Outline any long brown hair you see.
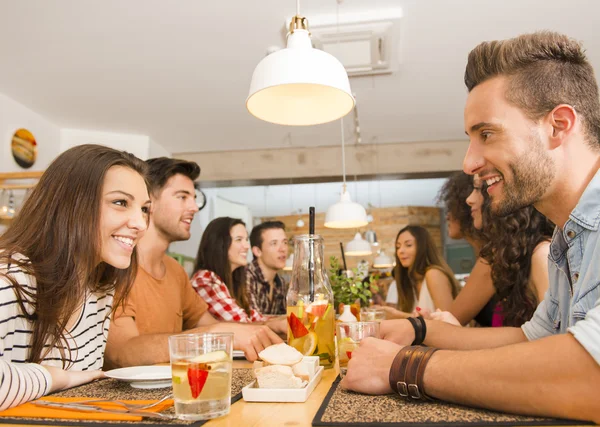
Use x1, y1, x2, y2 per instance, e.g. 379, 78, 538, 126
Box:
0, 144, 148, 366
193, 217, 249, 313
394, 225, 460, 313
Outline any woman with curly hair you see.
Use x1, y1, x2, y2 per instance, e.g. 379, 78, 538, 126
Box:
474, 176, 554, 326
435, 172, 498, 326
427, 173, 552, 327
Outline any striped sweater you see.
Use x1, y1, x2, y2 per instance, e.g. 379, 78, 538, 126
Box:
0, 256, 113, 410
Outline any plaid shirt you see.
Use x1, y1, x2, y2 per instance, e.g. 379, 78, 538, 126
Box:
191, 269, 267, 323
245, 258, 287, 315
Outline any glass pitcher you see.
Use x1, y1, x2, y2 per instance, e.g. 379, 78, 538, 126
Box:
286, 234, 335, 368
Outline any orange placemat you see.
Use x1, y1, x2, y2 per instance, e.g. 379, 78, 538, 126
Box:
0, 396, 173, 422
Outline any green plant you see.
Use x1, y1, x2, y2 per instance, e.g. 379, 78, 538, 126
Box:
329, 256, 379, 308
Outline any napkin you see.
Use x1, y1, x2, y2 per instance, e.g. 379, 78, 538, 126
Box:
0, 396, 174, 421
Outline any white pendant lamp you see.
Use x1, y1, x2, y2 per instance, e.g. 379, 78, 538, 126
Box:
345, 232, 373, 256
373, 250, 394, 269
283, 253, 294, 271
246, 1, 355, 126
325, 118, 368, 229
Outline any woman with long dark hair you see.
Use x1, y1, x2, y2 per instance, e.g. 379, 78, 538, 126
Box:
426, 173, 552, 327
191, 217, 286, 335
382, 225, 460, 319
0, 144, 150, 410
475, 176, 554, 326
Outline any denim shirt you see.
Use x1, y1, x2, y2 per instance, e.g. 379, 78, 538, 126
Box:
522, 168, 600, 365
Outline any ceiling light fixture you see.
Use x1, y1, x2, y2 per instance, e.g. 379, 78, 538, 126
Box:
325, 117, 368, 229
373, 250, 394, 269
246, 0, 355, 126
345, 232, 373, 256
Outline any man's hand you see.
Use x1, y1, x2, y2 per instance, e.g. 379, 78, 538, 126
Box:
234, 324, 283, 361
44, 366, 106, 393
340, 337, 401, 395
380, 319, 415, 345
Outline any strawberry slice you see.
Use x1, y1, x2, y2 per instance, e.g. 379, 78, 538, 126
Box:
346, 351, 353, 360
187, 363, 209, 399
307, 303, 327, 317
288, 312, 309, 338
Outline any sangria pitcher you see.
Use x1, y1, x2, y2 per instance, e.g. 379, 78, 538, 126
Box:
286, 234, 335, 368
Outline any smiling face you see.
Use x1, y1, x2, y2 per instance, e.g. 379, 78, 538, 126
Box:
466, 175, 484, 230
463, 77, 556, 217
228, 223, 250, 271
150, 173, 199, 243
253, 228, 289, 271
100, 166, 150, 269
395, 231, 417, 269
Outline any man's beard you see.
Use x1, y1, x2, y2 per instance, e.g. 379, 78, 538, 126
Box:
491, 132, 555, 217
155, 216, 190, 243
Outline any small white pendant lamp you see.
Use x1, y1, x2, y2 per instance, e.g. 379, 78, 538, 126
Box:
345, 232, 373, 256
373, 250, 394, 269
325, 118, 368, 229
246, 1, 355, 126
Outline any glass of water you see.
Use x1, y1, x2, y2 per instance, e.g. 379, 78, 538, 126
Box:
168, 333, 233, 420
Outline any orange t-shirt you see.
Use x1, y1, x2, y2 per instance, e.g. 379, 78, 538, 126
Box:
116, 255, 207, 334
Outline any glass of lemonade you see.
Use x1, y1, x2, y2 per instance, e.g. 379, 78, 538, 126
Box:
168, 333, 233, 420
336, 322, 380, 378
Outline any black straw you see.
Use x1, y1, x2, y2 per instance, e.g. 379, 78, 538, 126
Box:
340, 242, 348, 271
309, 207, 315, 301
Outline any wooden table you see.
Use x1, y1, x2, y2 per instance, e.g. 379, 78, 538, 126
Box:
205, 360, 337, 427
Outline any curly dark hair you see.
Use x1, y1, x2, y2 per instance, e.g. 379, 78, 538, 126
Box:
479, 186, 554, 327
438, 172, 482, 241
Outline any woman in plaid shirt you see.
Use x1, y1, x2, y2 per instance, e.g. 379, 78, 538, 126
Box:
191, 217, 286, 337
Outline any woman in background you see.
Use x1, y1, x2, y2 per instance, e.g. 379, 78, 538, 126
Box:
0, 145, 150, 410
191, 217, 285, 333
435, 172, 496, 326
382, 225, 460, 319
425, 173, 553, 327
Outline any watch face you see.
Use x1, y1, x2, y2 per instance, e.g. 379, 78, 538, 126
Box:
195, 188, 207, 211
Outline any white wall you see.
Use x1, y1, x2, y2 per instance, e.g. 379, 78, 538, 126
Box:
61, 129, 152, 160
0, 93, 61, 173
149, 138, 171, 159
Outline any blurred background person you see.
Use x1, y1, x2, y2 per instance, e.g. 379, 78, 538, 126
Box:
246, 221, 288, 315
382, 225, 460, 319
191, 217, 286, 334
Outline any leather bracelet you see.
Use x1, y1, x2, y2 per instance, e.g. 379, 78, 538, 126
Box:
388, 346, 438, 400
416, 315, 427, 344
388, 346, 416, 394
407, 317, 426, 345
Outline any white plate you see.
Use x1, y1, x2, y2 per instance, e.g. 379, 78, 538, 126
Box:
105, 366, 172, 389
242, 366, 324, 403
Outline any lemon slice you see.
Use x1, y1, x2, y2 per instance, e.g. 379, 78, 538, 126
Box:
290, 331, 318, 356
190, 350, 229, 364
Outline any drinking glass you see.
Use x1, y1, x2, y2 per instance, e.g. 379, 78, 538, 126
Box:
336, 321, 380, 378
168, 333, 233, 420
360, 307, 386, 322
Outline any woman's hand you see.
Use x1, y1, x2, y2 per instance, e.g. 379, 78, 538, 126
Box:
374, 305, 412, 320
413, 307, 461, 326
266, 315, 288, 338
44, 366, 106, 393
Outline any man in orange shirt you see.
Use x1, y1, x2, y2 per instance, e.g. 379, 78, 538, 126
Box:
105, 158, 282, 368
